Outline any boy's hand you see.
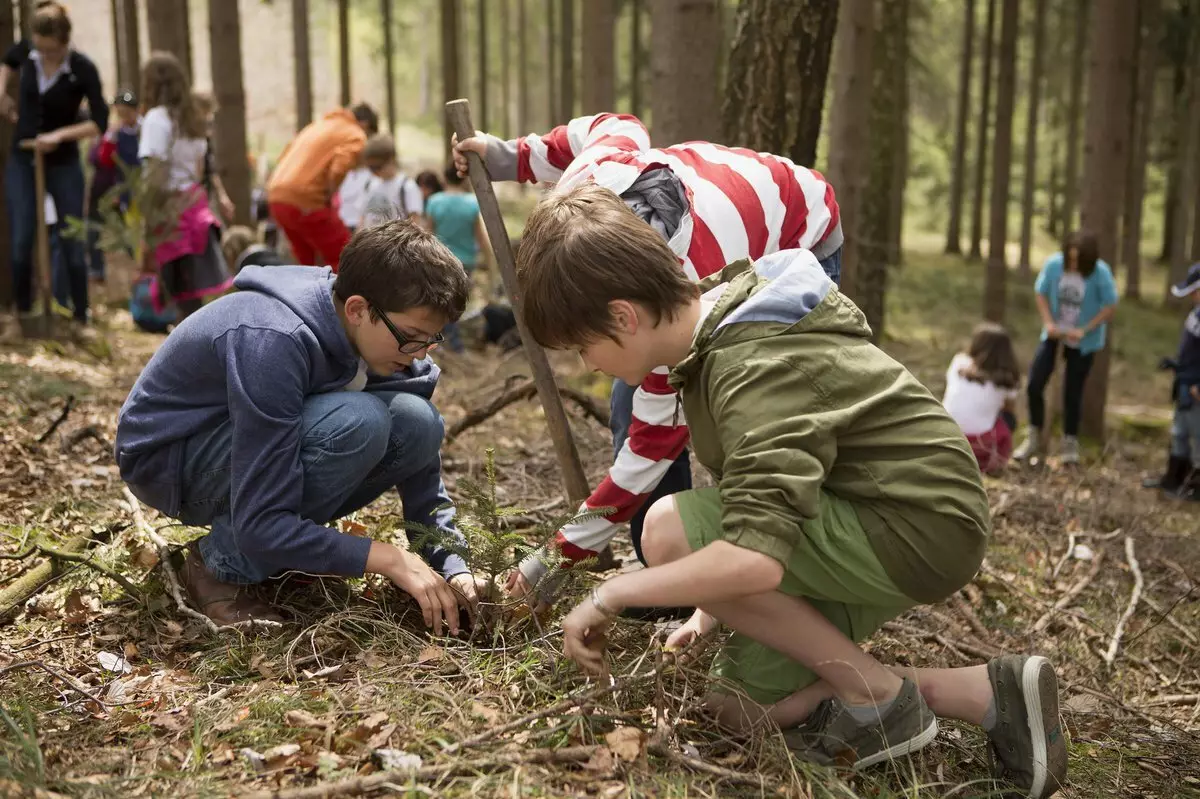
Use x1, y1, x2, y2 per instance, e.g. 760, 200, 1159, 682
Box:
1045, 323, 1061, 339
376, 545, 461, 636
663, 609, 718, 655
1064, 328, 1084, 345
561, 593, 615, 675
448, 572, 490, 626
504, 570, 551, 615
451, 132, 487, 178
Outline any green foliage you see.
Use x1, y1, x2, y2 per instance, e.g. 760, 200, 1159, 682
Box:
0, 700, 45, 787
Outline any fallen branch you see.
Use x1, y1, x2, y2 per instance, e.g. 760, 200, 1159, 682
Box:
1141, 594, 1200, 647
241, 745, 599, 799
1142, 693, 1200, 708
0, 659, 109, 709
1032, 549, 1106, 633
1103, 536, 1143, 668
61, 424, 111, 453
653, 745, 777, 789
1050, 532, 1077, 581
122, 487, 282, 636
0, 528, 115, 624
447, 379, 609, 443
882, 620, 1000, 661
949, 592, 991, 642
35, 543, 143, 599
36, 394, 75, 443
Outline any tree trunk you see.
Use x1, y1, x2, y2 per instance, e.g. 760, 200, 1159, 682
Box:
476, 0, 489, 130
857, 0, 907, 341
1167, 50, 1200, 300
111, 0, 125, 90
1079, 0, 1138, 441
630, 0, 642, 118
968, 0, 996, 261
518, 0, 529, 133
147, 0, 192, 80
1062, 0, 1089, 235
209, 0, 252, 229
721, 0, 838, 167
825, 0, 875, 299
887, 11, 909, 267
293, 0, 312, 130
545, 0, 557, 125
946, 0, 976, 256
338, 0, 351, 106
501, 0, 512, 135
559, 0, 575, 119
1018, 0, 1048, 276
17, 0, 31, 38
0, 0, 15, 308
441, 0, 461, 156
380, 0, 396, 132
983, 0, 1019, 322
581, 0, 615, 114
122, 0, 142, 92
1122, 0, 1161, 300
650, 0, 720, 146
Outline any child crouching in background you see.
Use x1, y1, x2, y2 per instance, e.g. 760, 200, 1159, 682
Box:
221, 225, 286, 273
942, 323, 1021, 475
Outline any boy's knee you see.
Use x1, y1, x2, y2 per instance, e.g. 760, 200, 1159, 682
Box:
387, 393, 445, 465
311, 393, 392, 466
641, 496, 688, 567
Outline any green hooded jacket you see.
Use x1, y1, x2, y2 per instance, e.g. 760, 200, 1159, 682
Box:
667, 252, 990, 604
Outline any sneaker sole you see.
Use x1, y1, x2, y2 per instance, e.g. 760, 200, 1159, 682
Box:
853, 716, 939, 770
1021, 656, 1067, 799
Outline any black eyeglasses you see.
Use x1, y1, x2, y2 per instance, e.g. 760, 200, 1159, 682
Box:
371, 305, 445, 355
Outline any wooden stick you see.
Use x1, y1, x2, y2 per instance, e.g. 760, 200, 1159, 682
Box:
444, 99, 589, 506
1103, 536, 1143, 668
1141, 693, 1200, 708
20, 140, 53, 322
36, 394, 75, 443
34, 543, 144, 599
1142, 595, 1200, 646
447, 378, 610, 442
1032, 549, 1105, 633
0, 528, 113, 624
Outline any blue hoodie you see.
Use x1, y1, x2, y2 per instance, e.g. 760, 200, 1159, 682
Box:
116, 266, 463, 578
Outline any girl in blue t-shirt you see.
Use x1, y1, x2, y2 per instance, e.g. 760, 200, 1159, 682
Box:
1013, 230, 1119, 464
426, 166, 492, 351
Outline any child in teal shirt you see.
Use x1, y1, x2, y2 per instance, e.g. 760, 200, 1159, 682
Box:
426, 166, 490, 351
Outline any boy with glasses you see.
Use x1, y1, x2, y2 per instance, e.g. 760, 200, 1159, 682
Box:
116, 221, 481, 632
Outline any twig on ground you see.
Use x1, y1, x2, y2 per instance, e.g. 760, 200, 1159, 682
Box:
882, 620, 1000, 661
241, 745, 600, 799
1103, 536, 1144, 668
34, 543, 143, 599
36, 394, 75, 443
61, 424, 111, 453
0, 545, 35, 560
1032, 549, 1106, 633
0, 659, 109, 709
447, 379, 610, 443
121, 487, 282, 636
1140, 693, 1200, 708
651, 744, 778, 789
949, 592, 992, 642
1137, 593, 1199, 647
1050, 532, 1077, 581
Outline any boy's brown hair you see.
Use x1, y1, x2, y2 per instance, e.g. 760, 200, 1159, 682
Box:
518, 184, 697, 349
334, 219, 470, 321
362, 134, 397, 165
221, 225, 257, 271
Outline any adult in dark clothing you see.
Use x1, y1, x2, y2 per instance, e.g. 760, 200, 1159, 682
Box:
0, 2, 108, 323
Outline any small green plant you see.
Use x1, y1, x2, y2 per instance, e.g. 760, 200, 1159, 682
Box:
0, 700, 46, 787
406, 448, 613, 629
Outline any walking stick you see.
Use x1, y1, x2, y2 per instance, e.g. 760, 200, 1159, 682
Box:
19, 140, 54, 336
444, 99, 591, 505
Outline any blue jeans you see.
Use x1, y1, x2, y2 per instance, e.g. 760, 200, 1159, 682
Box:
178, 391, 466, 584
608, 246, 844, 565
1171, 401, 1200, 467
6, 151, 88, 320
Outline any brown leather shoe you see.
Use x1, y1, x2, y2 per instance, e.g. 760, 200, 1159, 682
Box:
179, 541, 287, 626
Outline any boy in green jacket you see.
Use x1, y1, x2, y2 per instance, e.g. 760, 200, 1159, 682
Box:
516, 185, 1067, 798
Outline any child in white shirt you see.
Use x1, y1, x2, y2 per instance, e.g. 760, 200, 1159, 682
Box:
360, 134, 423, 228
942, 323, 1021, 475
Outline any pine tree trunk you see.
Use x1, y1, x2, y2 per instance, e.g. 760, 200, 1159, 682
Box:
1122, 0, 1161, 300
825, 0, 875, 299
887, 10, 910, 268
946, 0, 975, 256
721, 0, 838, 167
984, 0, 1019, 322
1160, 53, 1189, 264
338, 0, 351, 106
1168, 50, 1200, 300
501, 0, 512, 135
1079, 0, 1137, 441
1061, 0, 1088, 235
559, 0, 575, 119
17, 0, 31, 38
1018, 0, 1048, 276
148, 0, 192, 80
111, 0, 125, 89
441, 0, 461, 156
650, 0, 720, 146
630, 0, 642, 118
121, 0, 141, 93
518, 0, 529, 133
471, 0, 486, 130
0, 0, 15, 308
545, 0, 557, 125
581, 0, 615, 114
968, 0, 996, 261
209, 0, 251, 228
858, 0, 907, 341
293, 0, 312, 130
381, 0, 396, 132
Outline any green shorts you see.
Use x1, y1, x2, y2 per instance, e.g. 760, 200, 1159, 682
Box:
677, 487, 914, 705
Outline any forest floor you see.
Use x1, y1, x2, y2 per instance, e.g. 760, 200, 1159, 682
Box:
1, 243, 1199, 798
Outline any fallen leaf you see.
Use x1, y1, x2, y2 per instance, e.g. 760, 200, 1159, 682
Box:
131, 545, 159, 569
240, 747, 266, 772
351, 711, 390, 742
366, 723, 397, 751
250, 653, 277, 680
373, 748, 422, 770
122, 641, 139, 660
64, 588, 89, 625
583, 747, 616, 774
150, 709, 188, 733
469, 701, 502, 724
284, 709, 329, 731
263, 743, 302, 768
97, 651, 132, 674
339, 519, 369, 536
357, 648, 386, 669
300, 664, 344, 681
416, 646, 444, 664
1063, 693, 1103, 714
604, 727, 645, 762
213, 706, 251, 734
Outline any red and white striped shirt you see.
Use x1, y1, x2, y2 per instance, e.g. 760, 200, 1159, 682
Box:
510, 113, 842, 573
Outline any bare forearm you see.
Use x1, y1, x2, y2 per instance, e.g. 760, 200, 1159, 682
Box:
1035, 294, 1054, 328
599, 541, 783, 611
56, 120, 101, 143
1085, 304, 1117, 332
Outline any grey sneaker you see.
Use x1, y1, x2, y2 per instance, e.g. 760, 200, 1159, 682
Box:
986, 655, 1068, 798
1059, 436, 1080, 465
1013, 429, 1040, 461
783, 678, 938, 769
